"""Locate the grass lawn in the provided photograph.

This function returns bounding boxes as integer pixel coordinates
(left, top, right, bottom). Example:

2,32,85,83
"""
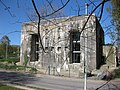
0,84,46,90
0,84,22,90
114,67,120,78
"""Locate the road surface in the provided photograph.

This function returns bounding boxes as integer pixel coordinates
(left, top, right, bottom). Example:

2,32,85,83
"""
0,70,120,90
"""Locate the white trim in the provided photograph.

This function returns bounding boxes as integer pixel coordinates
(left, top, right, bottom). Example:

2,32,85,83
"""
73,51,81,53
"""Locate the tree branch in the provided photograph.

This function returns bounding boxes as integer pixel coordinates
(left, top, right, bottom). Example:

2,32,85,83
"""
42,0,70,18
99,0,105,21
80,0,110,35
31,0,45,52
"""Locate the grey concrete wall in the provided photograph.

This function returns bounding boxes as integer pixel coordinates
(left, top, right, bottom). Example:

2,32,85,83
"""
20,15,104,76
103,45,117,67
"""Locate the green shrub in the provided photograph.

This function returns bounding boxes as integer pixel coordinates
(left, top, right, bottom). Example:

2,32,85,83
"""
29,67,37,74
114,68,120,78
0,63,17,70
23,51,29,72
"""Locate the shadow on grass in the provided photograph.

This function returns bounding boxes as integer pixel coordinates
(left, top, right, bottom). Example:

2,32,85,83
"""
0,71,38,83
0,70,45,90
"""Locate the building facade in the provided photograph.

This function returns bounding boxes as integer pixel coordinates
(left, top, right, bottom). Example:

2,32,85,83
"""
103,45,117,67
118,52,120,64
20,15,104,76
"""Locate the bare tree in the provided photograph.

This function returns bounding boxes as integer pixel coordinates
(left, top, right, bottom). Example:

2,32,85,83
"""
1,0,119,89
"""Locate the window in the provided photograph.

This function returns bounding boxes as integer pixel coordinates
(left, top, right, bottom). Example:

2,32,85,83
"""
57,28,60,40
30,34,39,61
72,32,80,41
51,47,54,51
72,53,80,63
57,47,61,52
70,32,80,63
72,43,80,51
65,47,68,51
45,37,49,47
45,47,48,52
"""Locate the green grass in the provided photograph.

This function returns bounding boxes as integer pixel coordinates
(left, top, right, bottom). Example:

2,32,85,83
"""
114,67,120,78
0,63,17,70
0,84,22,90
0,63,37,74
0,58,38,74
0,84,46,90
0,58,19,63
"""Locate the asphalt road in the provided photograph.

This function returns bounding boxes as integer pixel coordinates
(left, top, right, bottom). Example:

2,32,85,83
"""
0,70,120,90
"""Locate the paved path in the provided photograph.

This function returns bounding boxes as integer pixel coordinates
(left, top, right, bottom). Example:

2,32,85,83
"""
0,70,120,90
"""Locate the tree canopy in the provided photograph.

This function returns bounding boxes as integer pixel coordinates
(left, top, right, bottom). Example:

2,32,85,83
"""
111,0,120,51
107,0,120,51
0,36,19,59
0,35,10,45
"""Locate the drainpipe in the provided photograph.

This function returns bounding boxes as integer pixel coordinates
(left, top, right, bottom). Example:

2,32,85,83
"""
85,3,89,15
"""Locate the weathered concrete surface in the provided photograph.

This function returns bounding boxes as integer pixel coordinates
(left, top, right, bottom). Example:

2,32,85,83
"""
103,45,117,67
0,70,120,90
20,15,104,76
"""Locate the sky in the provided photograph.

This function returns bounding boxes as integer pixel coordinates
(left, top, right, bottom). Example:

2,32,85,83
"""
0,0,112,45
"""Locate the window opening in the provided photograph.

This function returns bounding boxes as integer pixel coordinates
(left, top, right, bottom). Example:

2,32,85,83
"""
30,34,39,61
70,32,80,63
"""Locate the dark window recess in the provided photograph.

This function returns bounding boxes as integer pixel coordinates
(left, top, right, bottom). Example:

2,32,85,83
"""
70,32,80,63
65,47,68,51
72,32,80,41
73,43,80,51
51,47,54,51
58,36,60,39
45,37,49,47
30,34,39,61
45,47,49,52
57,28,60,39
72,53,80,63
45,47,48,50
57,47,61,52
